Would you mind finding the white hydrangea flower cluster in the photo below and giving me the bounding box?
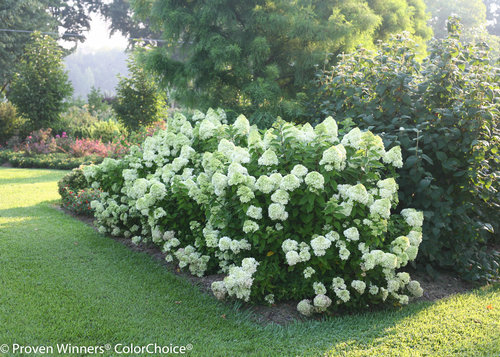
[341,127,363,149]
[218,236,251,254]
[401,209,424,228]
[310,235,331,256]
[297,293,333,315]
[217,258,259,302]
[291,164,308,178]
[383,146,403,168]
[174,245,210,277]
[233,114,250,136]
[297,299,314,316]
[370,198,392,219]
[84,109,424,316]
[277,174,299,192]
[282,240,311,266]
[331,277,350,303]
[319,144,347,171]
[246,205,263,220]
[304,171,325,191]
[258,149,279,166]
[264,294,275,305]
[351,280,366,294]
[268,203,289,221]
[314,116,338,142]
[313,294,332,312]
[303,267,315,279]
[343,227,359,241]
[211,281,227,300]
[313,282,327,295]
[377,178,398,200]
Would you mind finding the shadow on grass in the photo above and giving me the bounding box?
[0,170,67,186]
[0,200,61,219]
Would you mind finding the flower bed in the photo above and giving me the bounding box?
[1,123,168,170]
[84,109,424,315]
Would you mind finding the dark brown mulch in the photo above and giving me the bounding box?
[410,270,475,301]
[55,205,480,325]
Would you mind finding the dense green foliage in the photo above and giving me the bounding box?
[310,27,500,281]
[0,0,53,94]
[61,188,101,216]
[0,102,26,145]
[0,0,102,93]
[7,33,73,132]
[99,0,158,46]
[113,56,166,130]
[1,167,499,357]
[52,106,99,139]
[133,0,431,127]
[58,167,101,216]
[57,167,89,199]
[90,120,126,143]
[87,86,108,114]
[52,105,126,142]
[0,150,104,169]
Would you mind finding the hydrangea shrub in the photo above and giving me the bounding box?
[84,109,424,315]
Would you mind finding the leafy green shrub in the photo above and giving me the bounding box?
[309,28,499,281]
[90,120,126,143]
[61,188,101,216]
[113,56,167,131]
[52,106,99,139]
[94,105,117,122]
[0,150,104,170]
[0,101,26,145]
[87,86,108,114]
[58,167,88,199]
[84,109,424,315]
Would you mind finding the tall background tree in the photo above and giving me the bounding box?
[131,0,432,127]
[0,0,100,96]
[99,0,159,46]
[7,32,73,131]
[0,0,53,95]
[113,55,166,130]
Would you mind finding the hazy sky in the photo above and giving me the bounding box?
[77,14,128,53]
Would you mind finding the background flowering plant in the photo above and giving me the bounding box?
[84,109,424,315]
[61,188,101,216]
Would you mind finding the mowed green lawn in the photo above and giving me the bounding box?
[0,167,498,356]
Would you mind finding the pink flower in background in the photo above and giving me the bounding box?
[12,127,131,159]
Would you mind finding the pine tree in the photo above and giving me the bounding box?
[113,55,166,130]
[133,0,431,127]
